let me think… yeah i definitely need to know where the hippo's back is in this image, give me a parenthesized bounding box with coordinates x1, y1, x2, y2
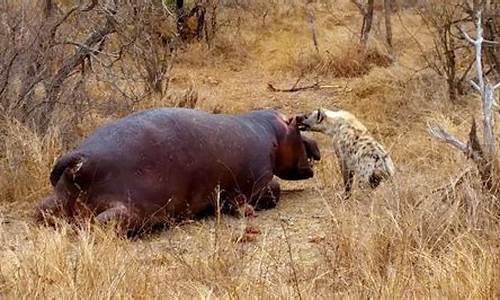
(67, 108, 279, 215)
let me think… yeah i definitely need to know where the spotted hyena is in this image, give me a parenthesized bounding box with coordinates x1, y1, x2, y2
(297, 108, 395, 198)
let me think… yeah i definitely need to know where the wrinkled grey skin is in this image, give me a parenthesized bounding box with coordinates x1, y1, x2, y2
(35, 108, 321, 234)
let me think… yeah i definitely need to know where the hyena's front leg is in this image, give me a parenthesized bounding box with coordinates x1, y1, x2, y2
(340, 158, 354, 199)
(335, 145, 354, 199)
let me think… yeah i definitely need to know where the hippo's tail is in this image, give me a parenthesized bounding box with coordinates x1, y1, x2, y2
(50, 153, 86, 187)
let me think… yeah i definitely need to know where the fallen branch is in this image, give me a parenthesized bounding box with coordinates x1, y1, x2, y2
(428, 119, 484, 172)
(427, 121, 469, 154)
(267, 82, 319, 93)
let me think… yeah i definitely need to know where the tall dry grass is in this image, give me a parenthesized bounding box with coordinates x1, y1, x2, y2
(1, 161, 500, 298)
(1, 0, 500, 298)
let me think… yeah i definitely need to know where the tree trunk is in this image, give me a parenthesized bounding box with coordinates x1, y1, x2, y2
(306, 0, 319, 53)
(483, 8, 500, 80)
(176, 0, 184, 17)
(361, 0, 374, 45)
(384, 0, 393, 51)
(447, 78, 457, 102)
(445, 29, 458, 102)
(43, 0, 54, 18)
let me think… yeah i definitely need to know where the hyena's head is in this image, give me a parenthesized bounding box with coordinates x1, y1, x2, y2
(296, 108, 328, 133)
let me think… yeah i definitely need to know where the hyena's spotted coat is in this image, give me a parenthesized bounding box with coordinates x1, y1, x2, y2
(298, 108, 395, 198)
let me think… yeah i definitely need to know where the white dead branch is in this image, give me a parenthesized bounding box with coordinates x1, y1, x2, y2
(428, 10, 500, 193)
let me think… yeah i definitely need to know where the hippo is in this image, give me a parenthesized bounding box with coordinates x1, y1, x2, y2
(35, 108, 321, 234)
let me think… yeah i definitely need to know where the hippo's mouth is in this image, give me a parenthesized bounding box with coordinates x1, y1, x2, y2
(308, 157, 315, 168)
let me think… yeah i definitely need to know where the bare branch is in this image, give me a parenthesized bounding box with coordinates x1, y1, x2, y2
(0, 52, 18, 97)
(40, 17, 117, 132)
(161, 0, 176, 18)
(470, 79, 481, 91)
(483, 39, 498, 45)
(427, 122, 468, 153)
(63, 41, 118, 57)
(49, 5, 81, 41)
(81, 0, 98, 12)
(493, 82, 500, 90)
(458, 58, 475, 86)
(459, 26, 476, 44)
(350, 0, 366, 14)
(473, 10, 485, 91)
(104, 0, 117, 15)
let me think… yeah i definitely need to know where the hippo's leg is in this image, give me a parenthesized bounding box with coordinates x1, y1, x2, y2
(252, 179, 281, 210)
(95, 203, 141, 235)
(221, 194, 257, 218)
(233, 194, 257, 218)
(34, 194, 65, 226)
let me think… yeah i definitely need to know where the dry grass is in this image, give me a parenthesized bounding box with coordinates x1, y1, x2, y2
(1, 1, 500, 298)
(284, 43, 393, 78)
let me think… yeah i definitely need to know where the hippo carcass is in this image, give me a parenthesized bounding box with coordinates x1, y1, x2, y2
(35, 108, 321, 233)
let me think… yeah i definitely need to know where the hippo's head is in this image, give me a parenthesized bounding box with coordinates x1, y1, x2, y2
(274, 116, 321, 180)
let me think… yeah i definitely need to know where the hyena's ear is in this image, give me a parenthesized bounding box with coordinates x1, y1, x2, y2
(316, 108, 325, 123)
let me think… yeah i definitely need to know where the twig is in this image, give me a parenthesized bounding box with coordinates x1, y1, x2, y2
(161, 0, 176, 18)
(0, 52, 18, 97)
(430, 168, 472, 196)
